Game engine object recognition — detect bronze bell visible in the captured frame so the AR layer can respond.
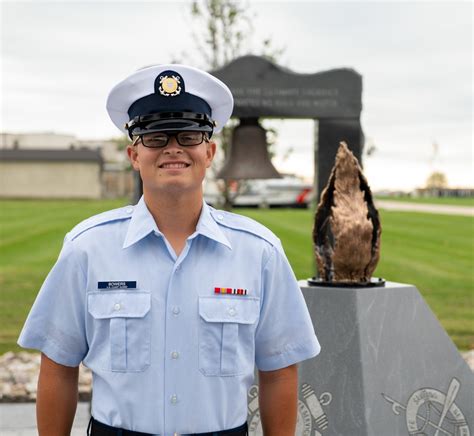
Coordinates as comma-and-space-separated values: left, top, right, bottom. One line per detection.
216, 118, 282, 180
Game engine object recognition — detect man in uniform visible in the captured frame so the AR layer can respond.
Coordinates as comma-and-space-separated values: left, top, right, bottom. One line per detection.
19, 64, 320, 436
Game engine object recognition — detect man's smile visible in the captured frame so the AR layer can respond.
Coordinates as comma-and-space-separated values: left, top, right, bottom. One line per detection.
158, 161, 191, 169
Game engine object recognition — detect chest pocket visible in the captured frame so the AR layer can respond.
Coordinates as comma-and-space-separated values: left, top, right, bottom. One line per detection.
199, 296, 260, 376
87, 291, 151, 372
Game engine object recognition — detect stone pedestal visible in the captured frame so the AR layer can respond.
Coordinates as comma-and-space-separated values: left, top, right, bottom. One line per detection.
247, 281, 473, 436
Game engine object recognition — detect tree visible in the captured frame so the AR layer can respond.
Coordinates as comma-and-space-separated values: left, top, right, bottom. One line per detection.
190, 0, 283, 69
188, 0, 284, 209
426, 171, 448, 189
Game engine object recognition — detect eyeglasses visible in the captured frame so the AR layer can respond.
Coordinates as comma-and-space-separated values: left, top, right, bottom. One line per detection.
134, 131, 208, 148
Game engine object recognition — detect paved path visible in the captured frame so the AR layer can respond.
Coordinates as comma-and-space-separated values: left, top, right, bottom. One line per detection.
375, 200, 474, 216
0, 402, 89, 435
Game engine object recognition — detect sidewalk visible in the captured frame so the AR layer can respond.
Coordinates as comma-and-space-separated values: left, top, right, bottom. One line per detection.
0, 402, 90, 435
375, 199, 474, 216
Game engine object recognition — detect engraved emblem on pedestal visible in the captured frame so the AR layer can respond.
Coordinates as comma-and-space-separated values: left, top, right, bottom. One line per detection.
383, 377, 470, 436
248, 383, 333, 436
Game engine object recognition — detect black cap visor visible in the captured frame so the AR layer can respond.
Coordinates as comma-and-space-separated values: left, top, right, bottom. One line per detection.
128, 111, 214, 138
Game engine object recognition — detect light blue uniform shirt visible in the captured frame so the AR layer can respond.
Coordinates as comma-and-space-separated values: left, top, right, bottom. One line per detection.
19, 197, 320, 435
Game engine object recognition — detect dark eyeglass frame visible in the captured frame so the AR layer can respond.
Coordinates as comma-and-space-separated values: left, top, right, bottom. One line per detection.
132, 131, 209, 148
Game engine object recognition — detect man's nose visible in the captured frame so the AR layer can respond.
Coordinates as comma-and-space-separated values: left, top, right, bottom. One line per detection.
163, 136, 182, 153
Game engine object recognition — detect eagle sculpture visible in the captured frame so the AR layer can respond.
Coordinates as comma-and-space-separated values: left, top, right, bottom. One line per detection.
313, 142, 381, 283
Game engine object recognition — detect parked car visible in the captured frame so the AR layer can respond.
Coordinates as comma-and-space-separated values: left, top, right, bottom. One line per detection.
204, 175, 314, 208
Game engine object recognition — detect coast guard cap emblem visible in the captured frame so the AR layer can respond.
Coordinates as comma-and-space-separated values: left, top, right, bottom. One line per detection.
159, 73, 182, 97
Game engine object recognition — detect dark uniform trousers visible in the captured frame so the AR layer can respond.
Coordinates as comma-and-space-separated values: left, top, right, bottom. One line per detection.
87, 417, 248, 436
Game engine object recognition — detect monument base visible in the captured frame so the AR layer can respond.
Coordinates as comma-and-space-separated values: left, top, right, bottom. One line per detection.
247, 281, 473, 436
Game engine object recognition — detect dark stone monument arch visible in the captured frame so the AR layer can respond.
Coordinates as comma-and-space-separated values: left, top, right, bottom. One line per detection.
211, 55, 364, 199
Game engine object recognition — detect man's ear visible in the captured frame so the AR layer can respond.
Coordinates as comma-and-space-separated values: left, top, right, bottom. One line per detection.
206, 140, 217, 168
127, 145, 140, 171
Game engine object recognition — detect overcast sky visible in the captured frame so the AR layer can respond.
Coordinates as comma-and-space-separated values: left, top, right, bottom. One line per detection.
1, 0, 472, 191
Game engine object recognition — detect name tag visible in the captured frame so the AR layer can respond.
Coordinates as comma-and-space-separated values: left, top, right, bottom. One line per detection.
98, 281, 137, 290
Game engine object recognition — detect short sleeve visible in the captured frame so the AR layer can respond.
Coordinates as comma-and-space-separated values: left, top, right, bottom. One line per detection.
17, 239, 88, 367
255, 244, 321, 371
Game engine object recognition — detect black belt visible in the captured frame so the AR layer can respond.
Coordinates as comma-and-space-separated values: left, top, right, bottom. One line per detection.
88, 417, 248, 436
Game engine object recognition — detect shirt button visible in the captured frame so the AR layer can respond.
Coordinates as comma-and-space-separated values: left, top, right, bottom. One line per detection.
217, 214, 224, 220
126, 207, 133, 214
228, 307, 237, 316
170, 394, 178, 404
114, 303, 121, 311
171, 351, 179, 359
172, 306, 180, 316
175, 265, 181, 271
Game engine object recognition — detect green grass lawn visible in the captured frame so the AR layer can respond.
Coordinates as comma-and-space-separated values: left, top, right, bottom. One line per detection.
1, 199, 473, 353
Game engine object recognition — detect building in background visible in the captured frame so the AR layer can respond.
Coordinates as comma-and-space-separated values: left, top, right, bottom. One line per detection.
414, 187, 474, 198
0, 148, 103, 199
0, 132, 133, 199
1, 132, 77, 150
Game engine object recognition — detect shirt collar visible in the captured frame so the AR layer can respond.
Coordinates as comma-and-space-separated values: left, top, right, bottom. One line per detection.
122, 196, 160, 249
194, 202, 232, 250
123, 197, 232, 250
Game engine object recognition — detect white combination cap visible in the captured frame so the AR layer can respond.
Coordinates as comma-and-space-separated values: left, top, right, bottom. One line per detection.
106, 64, 234, 138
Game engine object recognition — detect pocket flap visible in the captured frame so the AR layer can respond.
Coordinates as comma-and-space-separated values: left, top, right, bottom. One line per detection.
199, 296, 260, 324
88, 291, 151, 319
